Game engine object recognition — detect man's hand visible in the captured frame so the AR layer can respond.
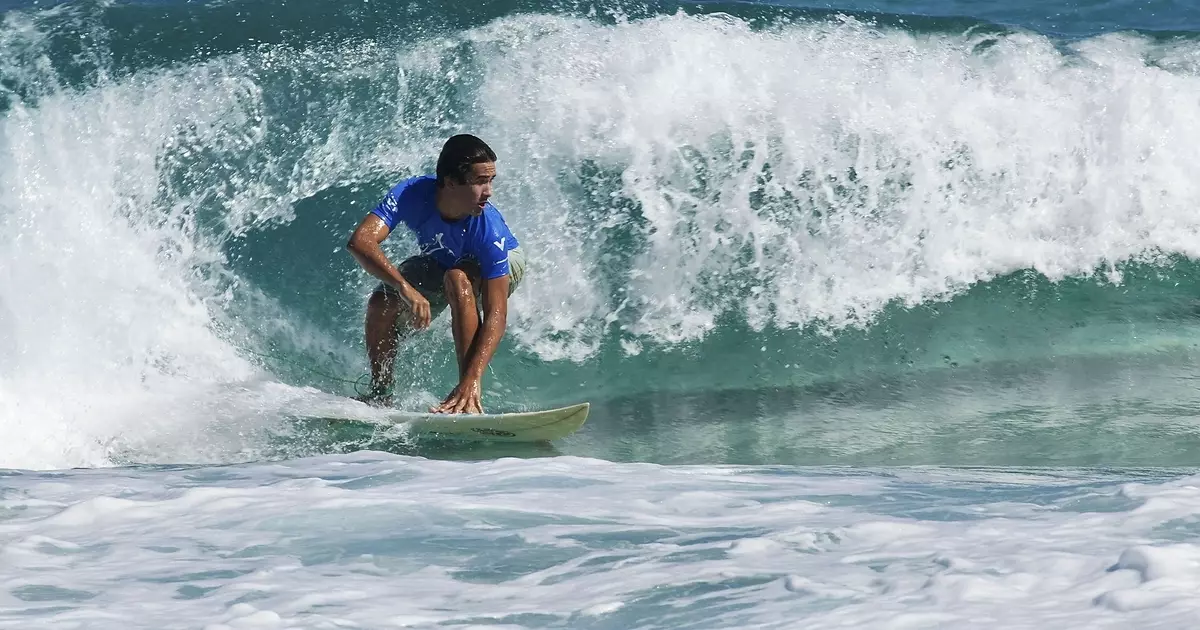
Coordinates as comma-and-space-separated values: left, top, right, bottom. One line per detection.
401, 286, 432, 329
347, 215, 428, 328
432, 378, 483, 414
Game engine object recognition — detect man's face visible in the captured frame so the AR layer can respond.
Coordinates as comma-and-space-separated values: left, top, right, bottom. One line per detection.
445, 161, 496, 219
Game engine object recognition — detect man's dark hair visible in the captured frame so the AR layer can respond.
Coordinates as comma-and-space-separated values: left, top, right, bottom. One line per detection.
436, 134, 497, 187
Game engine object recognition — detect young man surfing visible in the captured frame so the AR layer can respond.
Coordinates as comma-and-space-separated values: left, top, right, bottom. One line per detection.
346, 135, 524, 414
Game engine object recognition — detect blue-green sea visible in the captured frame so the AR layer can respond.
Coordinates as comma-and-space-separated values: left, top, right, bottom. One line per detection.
3, 0, 1200, 627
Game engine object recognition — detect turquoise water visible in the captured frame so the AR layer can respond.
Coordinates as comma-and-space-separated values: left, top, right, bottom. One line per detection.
4, 0, 1200, 626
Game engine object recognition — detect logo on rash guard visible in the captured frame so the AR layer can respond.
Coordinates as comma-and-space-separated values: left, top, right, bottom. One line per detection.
423, 232, 455, 257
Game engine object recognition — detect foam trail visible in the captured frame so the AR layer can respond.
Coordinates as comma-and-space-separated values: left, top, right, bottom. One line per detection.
0, 23, 463, 469
0, 58, 270, 468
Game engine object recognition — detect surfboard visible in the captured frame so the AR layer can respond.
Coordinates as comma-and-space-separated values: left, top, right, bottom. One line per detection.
353, 402, 590, 442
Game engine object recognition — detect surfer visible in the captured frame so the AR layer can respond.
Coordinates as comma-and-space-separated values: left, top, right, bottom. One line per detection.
346, 134, 524, 414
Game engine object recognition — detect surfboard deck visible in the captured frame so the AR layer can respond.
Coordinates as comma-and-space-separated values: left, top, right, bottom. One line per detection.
338, 402, 590, 442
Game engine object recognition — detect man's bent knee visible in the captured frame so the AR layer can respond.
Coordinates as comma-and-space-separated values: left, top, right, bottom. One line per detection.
369, 289, 416, 334
442, 268, 478, 302
368, 289, 403, 315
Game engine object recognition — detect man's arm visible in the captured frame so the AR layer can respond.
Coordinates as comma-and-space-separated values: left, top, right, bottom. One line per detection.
433, 274, 509, 414
462, 274, 510, 382
346, 214, 431, 329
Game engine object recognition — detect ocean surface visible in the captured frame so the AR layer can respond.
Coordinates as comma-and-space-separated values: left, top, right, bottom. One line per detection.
4, 0, 1200, 626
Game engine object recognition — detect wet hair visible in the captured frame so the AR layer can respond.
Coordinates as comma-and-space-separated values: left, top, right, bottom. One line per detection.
436, 134, 497, 187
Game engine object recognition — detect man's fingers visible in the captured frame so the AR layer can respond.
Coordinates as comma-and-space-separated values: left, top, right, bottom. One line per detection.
427, 388, 483, 415
407, 297, 431, 329
450, 395, 473, 415
432, 391, 461, 414
413, 310, 429, 329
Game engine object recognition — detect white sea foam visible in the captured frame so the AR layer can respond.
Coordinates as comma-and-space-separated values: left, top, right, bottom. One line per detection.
474, 15, 1200, 359
0, 455, 1197, 628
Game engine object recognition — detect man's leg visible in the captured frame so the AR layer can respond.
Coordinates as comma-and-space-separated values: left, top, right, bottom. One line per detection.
442, 250, 524, 378
442, 266, 481, 379
362, 256, 450, 404
364, 289, 413, 401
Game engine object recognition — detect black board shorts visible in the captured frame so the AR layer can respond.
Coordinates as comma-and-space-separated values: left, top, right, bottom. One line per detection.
373, 247, 525, 318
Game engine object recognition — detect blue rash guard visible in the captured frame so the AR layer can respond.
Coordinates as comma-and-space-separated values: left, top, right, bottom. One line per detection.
369, 175, 520, 280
